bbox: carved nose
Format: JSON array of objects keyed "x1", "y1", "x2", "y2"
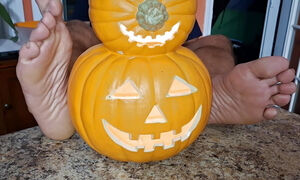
[{"x1": 145, "y1": 105, "x2": 167, "y2": 124}]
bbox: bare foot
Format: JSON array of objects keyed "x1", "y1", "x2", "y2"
[
  {"x1": 210, "y1": 57, "x2": 296, "y2": 124},
  {"x1": 16, "y1": 0, "x2": 74, "y2": 140}
]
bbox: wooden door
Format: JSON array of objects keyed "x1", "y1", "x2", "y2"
[{"x1": 0, "y1": 60, "x2": 37, "y2": 135}]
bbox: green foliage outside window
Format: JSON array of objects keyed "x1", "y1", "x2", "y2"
[{"x1": 0, "y1": 3, "x2": 18, "y2": 42}]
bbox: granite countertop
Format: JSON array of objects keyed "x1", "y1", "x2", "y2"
[{"x1": 1, "y1": 109, "x2": 299, "y2": 180}]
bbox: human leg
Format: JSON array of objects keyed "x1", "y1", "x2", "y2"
[
  {"x1": 185, "y1": 36, "x2": 296, "y2": 124},
  {"x1": 184, "y1": 35, "x2": 235, "y2": 77}
]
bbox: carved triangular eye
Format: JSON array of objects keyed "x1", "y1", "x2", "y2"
[
  {"x1": 166, "y1": 76, "x2": 198, "y2": 97},
  {"x1": 106, "y1": 80, "x2": 141, "y2": 100}
]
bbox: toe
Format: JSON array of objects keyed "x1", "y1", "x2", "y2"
[
  {"x1": 36, "y1": 0, "x2": 49, "y2": 14},
  {"x1": 249, "y1": 56, "x2": 289, "y2": 79},
  {"x1": 18, "y1": 42, "x2": 40, "y2": 62},
  {"x1": 272, "y1": 94, "x2": 291, "y2": 107},
  {"x1": 264, "y1": 77, "x2": 278, "y2": 86},
  {"x1": 30, "y1": 21, "x2": 50, "y2": 42},
  {"x1": 47, "y1": 0, "x2": 63, "y2": 19},
  {"x1": 264, "y1": 107, "x2": 278, "y2": 120},
  {"x1": 269, "y1": 84, "x2": 279, "y2": 95},
  {"x1": 279, "y1": 82, "x2": 297, "y2": 94},
  {"x1": 41, "y1": 12, "x2": 56, "y2": 30},
  {"x1": 277, "y1": 68, "x2": 296, "y2": 83},
  {"x1": 264, "y1": 69, "x2": 295, "y2": 86},
  {"x1": 17, "y1": 42, "x2": 41, "y2": 84}
]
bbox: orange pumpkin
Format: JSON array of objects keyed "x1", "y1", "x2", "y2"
[
  {"x1": 89, "y1": 0, "x2": 197, "y2": 55},
  {"x1": 68, "y1": 45, "x2": 212, "y2": 162}
]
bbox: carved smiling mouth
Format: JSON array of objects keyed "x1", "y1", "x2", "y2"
[
  {"x1": 119, "y1": 22, "x2": 181, "y2": 48},
  {"x1": 102, "y1": 105, "x2": 202, "y2": 152}
]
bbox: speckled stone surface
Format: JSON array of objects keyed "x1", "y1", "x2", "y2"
[{"x1": 1, "y1": 109, "x2": 300, "y2": 180}]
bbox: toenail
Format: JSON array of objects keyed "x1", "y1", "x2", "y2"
[
  {"x1": 291, "y1": 68, "x2": 295, "y2": 74},
  {"x1": 36, "y1": 41, "x2": 42, "y2": 47},
  {"x1": 266, "y1": 104, "x2": 280, "y2": 109}
]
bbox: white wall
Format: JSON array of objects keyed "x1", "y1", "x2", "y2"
[
  {"x1": 0, "y1": 0, "x2": 42, "y2": 37},
  {"x1": 0, "y1": 0, "x2": 42, "y2": 22},
  {"x1": 0, "y1": 0, "x2": 42, "y2": 52}
]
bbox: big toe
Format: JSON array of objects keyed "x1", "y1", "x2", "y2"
[
  {"x1": 249, "y1": 56, "x2": 289, "y2": 79},
  {"x1": 36, "y1": 0, "x2": 62, "y2": 17},
  {"x1": 46, "y1": 0, "x2": 63, "y2": 18},
  {"x1": 30, "y1": 12, "x2": 56, "y2": 42}
]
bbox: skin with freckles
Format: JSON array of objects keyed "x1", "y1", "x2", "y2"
[{"x1": 17, "y1": 0, "x2": 296, "y2": 140}]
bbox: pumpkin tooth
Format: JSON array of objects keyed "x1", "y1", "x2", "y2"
[
  {"x1": 138, "y1": 134, "x2": 155, "y2": 152},
  {"x1": 160, "y1": 130, "x2": 176, "y2": 150}
]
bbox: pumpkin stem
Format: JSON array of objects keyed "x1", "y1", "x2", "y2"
[{"x1": 136, "y1": 0, "x2": 168, "y2": 31}]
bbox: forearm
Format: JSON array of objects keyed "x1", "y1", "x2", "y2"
[{"x1": 184, "y1": 35, "x2": 235, "y2": 77}]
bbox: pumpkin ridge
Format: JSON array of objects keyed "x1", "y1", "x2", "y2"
[
  {"x1": 154, "y1": 55, "x2": 188, "y2": 155},
  {"x1": 165, "y1": 53, "x2": 197, "y2": 116},
  {"x1": 164, "y1": 54, "x2": 195, "y2": 136},
  {"x1": 190, "y1": 61, "x2": 212, "y2": 118},
  {"x1": 91, "y1": 8, "x2": 135, "y2": 13},
  {"x1": 102, "y1": 33, "x2": 126, "y2": 44},
  {"x1": 113, "y1": 58, "x2": 134, "y2": 136},
  {"x1": 69, "y1": 45, "x2": 109, "y2": 102},
  {"x1": 166, "y1": 0, "x2": 196, "y2": 13},
  {"x1": 70, "y1": 53, "x2": 111, "y2": 149},
  {"x1": 82, "y1": 53, "x2": 119, "y2": 148},
  {"x1": 172, "y1": 49, "x2": 211, "y2": 87},
  {"x1": 93, "y1": 59, "x2": 132, "y2": 155},
  {"x1": 90, "y1": 10, "x2": 135, "y2": 22},
  {"x1": 125, "y1": 0, "x2": 139, "y2": 7},
  {"x1": 78, "y1": 52, "x2": 115, "y2": 147},
  {"x1": 174, "y1": 50, "x2": 212, "y2": 121},
  {"x1": 165, "y1": 52, "x2": 209, "y2": 151},
  {"x1": 176, "y1": 49, "x2": 212, "y2": 85},
  {"x1": 92, "y1": 56, "x2": 125, "y2": 120},
  {"x1": 174, "y1": 48, "x2": 203, "y2": 67},
  {"x1": 163, "y1": 0, "x2": 192, "y2": 7},
  {"x1": 168, "y1": 13, "x2": 195, "y2": 16},
  {"x1": 145, "y1": 56, "x2": 155, "y2": 105},
  {"x1": 90, "y1": 16, "x2": 135, "y2": 23},
  {"x1": 89, "y1": 0, "x2": 137, "y2": 9}
]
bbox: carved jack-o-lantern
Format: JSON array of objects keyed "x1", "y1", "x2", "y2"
[
  {"x1": 89, "y1": 0, "x2": 197, "y2": 55},
  {"x1": 68, "y1": 45, "x2": 212, "y2": 162}
]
